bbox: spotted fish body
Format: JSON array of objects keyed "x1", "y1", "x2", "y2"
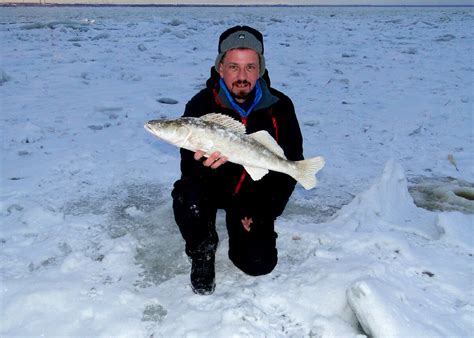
[{"x1": 144, "y1": 113, "x2": 325, "y2": 190}]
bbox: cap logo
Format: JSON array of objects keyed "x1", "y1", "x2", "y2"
[{"x1": 238, "y1": 34, "x2": 245, "y2": 39}]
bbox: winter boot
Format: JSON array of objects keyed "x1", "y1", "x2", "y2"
[{"x1": 190, "y1": 253, "x2": 216, "y2": 295}]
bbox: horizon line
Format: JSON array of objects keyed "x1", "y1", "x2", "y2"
[{"x1": 1, "y1": 2, "x2": 473, "y2": 6}]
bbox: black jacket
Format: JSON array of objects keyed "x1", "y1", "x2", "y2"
[{"x1": 179, "y1": 67, "x2": 304, "y2": 220}]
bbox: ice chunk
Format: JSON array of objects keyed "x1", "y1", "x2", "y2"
[
  {"x1": 434, "y1": 34, "x2": 456, "y2": 42},
  {"x1": 435, "y1": 212, "x2": 474, "y2": 252},
  {"x1": 91, "y1": 33, "x2": 110, "y2": 41},
  {"x1": 332, "y1": 160, "x2": 440, "y2": 239},
  {"x1": 0, "y1": 69, "x2": 12, "y2": 85},
  {"x1": 347, "y1": 278, "x2": 444, "y2": 337},
  {"x1": 157, "y1": 98, "x2": 178, "y2": 105}
]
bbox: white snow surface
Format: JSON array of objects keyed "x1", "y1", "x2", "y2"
[{"x1": 1, "y1": 6, "x2": 473, "y2": 337}]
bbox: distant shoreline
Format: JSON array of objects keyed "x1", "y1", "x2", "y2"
[{"x1": 1, "y1": 3, "x2": 473, "y2": 7}]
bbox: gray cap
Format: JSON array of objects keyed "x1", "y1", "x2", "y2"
[{"x1": 215, "y1": 26, "x2": 266, "y2": 77}]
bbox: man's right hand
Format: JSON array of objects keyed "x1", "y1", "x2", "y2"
[{"x1": 194, "y1": 150, "x2": 228, "y2": 169}]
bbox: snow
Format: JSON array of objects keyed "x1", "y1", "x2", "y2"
[{"x1": 1, "y1": 5, "x2": 473, "y2": 337}]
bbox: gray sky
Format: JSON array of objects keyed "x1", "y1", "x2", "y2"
[
  {"x1": 202, "y1": 0, "x2": 473, "y2": 4},
  {"x1": 2, "y1": 0, "x2": 473, "y2": 4}
]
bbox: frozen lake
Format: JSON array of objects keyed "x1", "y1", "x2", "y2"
[{"x1": 1, "y1": 5, "x2": 473, "y2": 337}]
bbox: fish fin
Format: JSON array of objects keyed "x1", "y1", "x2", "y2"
[
  {"x1": 200, "y1": 113, "x2": 246, "y2": 134},
  {"x1": 248, "y1": 131, "x2": 287, "y2": 159},
  {"x1": 244, "y1": 165, "x2": 269, "y2": 181},
  {"x1": 294, "y1": 156, "x2": 325, "y2": 190}
]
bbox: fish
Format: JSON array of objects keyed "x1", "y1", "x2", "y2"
[{"x1": 144, "y1": 113, "x2": 325, "y2": 190}]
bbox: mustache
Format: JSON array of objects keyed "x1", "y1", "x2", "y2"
[{"x1": 232, "y1": 80, "x2": 251, "y2": 86}]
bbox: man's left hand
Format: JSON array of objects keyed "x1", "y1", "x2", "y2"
[{"x1": 241, "y1": 216, "x2": 253, "y2": 232}]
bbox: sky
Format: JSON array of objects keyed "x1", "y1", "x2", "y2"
[{"x1": 1, "y1": 0, "x2": 474, "y2": 5}]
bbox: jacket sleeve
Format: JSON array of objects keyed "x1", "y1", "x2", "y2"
[
  {"x1": 238, "y1": 96, "x2": 304, "y2": 220},
  {"x1": 178, "y1": 92, "x2": 214, "y2": 180}
]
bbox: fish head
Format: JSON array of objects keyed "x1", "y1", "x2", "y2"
[{"x1": 145, "y1": 119, "x2": 191, "y2": 145}]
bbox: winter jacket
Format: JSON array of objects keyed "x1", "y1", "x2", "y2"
[{"x1": 178, "y1": 67, "x2": 304, "y2": 221}]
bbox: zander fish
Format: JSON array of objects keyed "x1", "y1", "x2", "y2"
[{"x1": 144, "y1": 113, "x2": 325, "y2": 190}]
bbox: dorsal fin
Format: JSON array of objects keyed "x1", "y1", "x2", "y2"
[
  {"x1": 248, "y1": 130, "x2": 287, "y2": 159},
  {"x1": 200, "y1": 113, "x2": 246, "y2": 134}
]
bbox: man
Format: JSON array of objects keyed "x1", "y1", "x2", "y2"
[{"x1": 172, "y1": 25, "x2": 304, "y2": 295}]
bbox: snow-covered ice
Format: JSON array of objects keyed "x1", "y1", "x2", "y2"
[{"x1": 1, "y1": 5, "x2": 473, "y2": 337}]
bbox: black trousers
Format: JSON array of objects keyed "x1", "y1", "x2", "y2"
[{"x1": 172, "y1": 178, "x2": 278, "y2": 276}]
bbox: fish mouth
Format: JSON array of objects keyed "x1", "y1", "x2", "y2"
[{"x1": 144, "y1": 121, "x2": 156, "y2": 133}]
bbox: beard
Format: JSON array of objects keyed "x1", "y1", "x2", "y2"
[{"x1": 231, "y1": 80, "x2": 252, "y2": 101}]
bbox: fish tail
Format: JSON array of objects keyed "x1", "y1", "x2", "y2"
[{"x1": 294, "y1": 156, "x2": 325, "y2": 190}]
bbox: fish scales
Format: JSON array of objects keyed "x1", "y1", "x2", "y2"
[{"x1": 185, "y1": 118, "x2": 294, "y2": 173}]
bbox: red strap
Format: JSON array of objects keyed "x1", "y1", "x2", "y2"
[
  {"x1": 234, "y1": 171, "x2": 247, "y2": 194},
  {"x1": 212, "y1": 87, "x2": 224, "y2": 107},
  {"x1": 234, "y1": 117, "x2": 248, "y2": 194},
  {"x1": 213, "y1": 89, "x2": 280, "y2": 195},
  {"x1": 270, "y1": 108, "x2": 279, "y2": 142},
  {"x1": 233, "y1": 109, "x2": 280, "y2": 195}
]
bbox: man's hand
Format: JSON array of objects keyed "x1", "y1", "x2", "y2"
[
  {"x1": 241, "y1": 216, "x2": 253, "y2": 232},
  {"x1": 194, "y1": 150, "x2": 228, "y2": 169}
]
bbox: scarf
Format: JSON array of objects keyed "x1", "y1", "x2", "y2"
[{"x1": 219, "y1": 78, "x2": 262, "y2": 119}]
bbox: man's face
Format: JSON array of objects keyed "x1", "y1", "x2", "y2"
[{"x1": 218, "y1": 48, "x2": 260, "y2": 103}]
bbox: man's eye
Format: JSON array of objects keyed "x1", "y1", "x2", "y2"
[{"x1": 246, "y1": 65, "x2": 256, "y2": 71}]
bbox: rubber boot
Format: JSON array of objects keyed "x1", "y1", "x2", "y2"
[{"x1": 190, "y1": 252, "x2": 216, "y2": 295}]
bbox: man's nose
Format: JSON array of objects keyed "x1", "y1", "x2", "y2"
[{"x1": 237, "y1": 67, "x2": 247, "y2": 80}]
